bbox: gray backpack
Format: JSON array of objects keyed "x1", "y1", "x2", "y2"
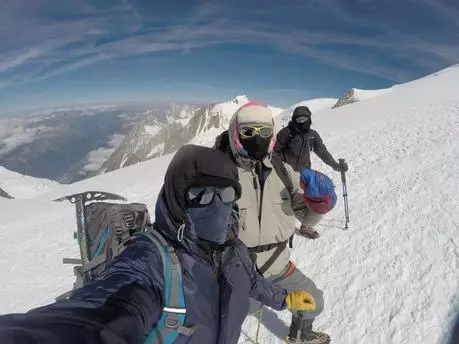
[
  {"x1": 54, "y1": 191, "x2": 193, "y2": 342},
  {"x1": 55, "y1": 191, "x2": 151, "y2": 297}
]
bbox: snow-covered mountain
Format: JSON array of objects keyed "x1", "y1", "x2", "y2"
[
  {"x1": 98, "y1": 96, "x2": 283, "y2": 173},
  {"x1": 332, "y1": 87, "x2": 393, "y2": 108},
  {"x1": 0, "y1": 103, "x2": 205, "y2": 184},
  {"x1": 0, "y1": 97, "x2": 281, "y2": 183},
  {"x1": 1, "y1": 65, "x2": 458, "y2": 343}
]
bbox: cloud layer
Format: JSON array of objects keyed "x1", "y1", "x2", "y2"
[
  {"x1": 81, "y1": 134, "x2": 125, "y2": 172},
  {"x1": 0, "y1": 120, "x2": 56, "y2": 155}
]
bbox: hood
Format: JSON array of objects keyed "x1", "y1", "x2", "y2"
[
  {"x1": 155, "y1": 144, "x2": 241, "y2": 243},
  {"x1": 292, "y1": 106, "x2": 311, "y2": 120},
  {"x1": 226, "y1": 101, "x2": 277, "y2": 170}
]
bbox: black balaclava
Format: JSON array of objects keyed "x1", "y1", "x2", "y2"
[
  {"x1": 240, "y1": 135, "x2": 272, "y2": 161},
  {"x1": 292, "y1": 106, "x2": 312, "y2": 133}
]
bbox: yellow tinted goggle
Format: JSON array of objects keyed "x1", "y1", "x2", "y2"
[{"x1": 239, "y1": 125, "x2": 273, "y2": 138}]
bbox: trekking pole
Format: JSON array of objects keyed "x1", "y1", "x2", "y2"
[
  {"x1": 295, "y1": 311, "x2": 305, "y2": 344},
  {"x1": 254, "y1": 307, "x2": 264, "y2": 344},
  {"x1": 338, "y1": 159, "x2": 349, "y2": 229}
]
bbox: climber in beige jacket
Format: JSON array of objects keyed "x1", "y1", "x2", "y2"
[{"x1": 214, "y1": 101, "x2": 330, "y2": 344}]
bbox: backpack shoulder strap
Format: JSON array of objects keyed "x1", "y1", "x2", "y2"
[{"x1": 142, "y1": 230, "x2": 194, "y2": 344}]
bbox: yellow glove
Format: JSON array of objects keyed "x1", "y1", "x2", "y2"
[{"x1": 285, "y1": 290, "x2": 316, "y2": 312}]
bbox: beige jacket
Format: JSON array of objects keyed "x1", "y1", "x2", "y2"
[
  {"x1": 237, "y1": 161, "x2": 300, "y2": 277},
  {"x1": 216, "y1": 104, "x2": 319, "y2": 278}
]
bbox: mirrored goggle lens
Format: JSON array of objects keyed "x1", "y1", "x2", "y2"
[
  {"x1": 187, "y1": 186, "x2": 236, "y2": 206},
  {"x1": 218, "y1": 186, "x2": 237, "y2": 203},
  {"x1": 295, "y1": 116, "x2": 310, "y2": 124},
  {"x1": 239, "y1": 126, "x2": 273, "y2": 138}
]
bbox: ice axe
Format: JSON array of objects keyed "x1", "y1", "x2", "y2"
[
  {"x1": 53, "y1": 191, "x2": 127, "y2": 269},
  {"x1": 338, "y1": 159, "x2": 349, "y2": 229}
]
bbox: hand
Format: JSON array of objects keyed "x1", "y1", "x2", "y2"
[
  {"x1": 333, "y1": 160, "x2": 348, "y2": 172},
  {"x1": 285, "y1": 290, "x2": 316, "y2": 312}
]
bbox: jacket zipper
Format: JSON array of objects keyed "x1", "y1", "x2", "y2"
[
  {"x1": 213, "y1": 249, "x2": 224, "y2": 342},
  {"x1": 255, "y1": 162, "x2": 264, "y2": 226},
  {"x1": 212, "y1": 249, "x2": 220, "y2": 273},
  {"x1": 296, "y1": 134, "x2": 305, "y2": 168},
  {"x1": 258, "y1": 184, "x2": 264, "y2": 226}
]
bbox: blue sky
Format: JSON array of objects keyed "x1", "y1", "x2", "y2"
[{"x1": 0, "y1": 0, "x2": 458, "y2": 115}]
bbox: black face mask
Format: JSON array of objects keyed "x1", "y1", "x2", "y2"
[
  {"x1": 240, "y1": 135, "x2": 272, "y2": 161},
  {"x1": 294, "y1": 119, "x2": 311, "y2": 133}
]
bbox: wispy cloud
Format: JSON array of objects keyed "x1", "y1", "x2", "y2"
[
  {"x1": 0, "y1": 49, "x2": 43, "y2": 73},
  {"x1": 416, "y1": 0, "x2": 459, "y2": 27},
  {"x1": 0, "y1": 0, "x2": 457, "y2": 88}
]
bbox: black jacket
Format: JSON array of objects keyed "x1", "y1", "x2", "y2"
[{"x1": 272, "y1": 123, "x2": 338, "y2": 173}]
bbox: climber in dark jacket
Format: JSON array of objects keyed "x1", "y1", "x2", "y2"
[
  {"x1": 0, "y1": 144, "x2": 316, "y2": 344},
  {"x1": 271, "y1": 105, "x2": 348, "y2": 239},
  {"x1": 272, "y1": 105, "x2": 348, "y2": 178}
]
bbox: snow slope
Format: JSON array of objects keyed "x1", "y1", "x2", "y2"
[
  {"x1": 351, "y1": 87, "x2": 392, "y2": 100},
  {"x1": 275, "y1": 98, "x2": 338, "y2": 129},
  {"x1": 0, "y1": 166, "x2": 61, "y2": 199},
  {"x1": 1, "y1": 66, "x2": 458, "y2": 344},
  {"x1": 332, "y1": 87, "x2": 393, "y2": 108}
]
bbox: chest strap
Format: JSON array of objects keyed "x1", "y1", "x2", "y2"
[
  {"x1": 248, "y1": 239, "x2": 289, "y2": 275},
  {"x1": 248, "y1": 239, "x2": 288, "y2": 253}
]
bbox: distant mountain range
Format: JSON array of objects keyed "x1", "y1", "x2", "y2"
[
  {"x1": 96, "y1": 95, "x2": 284, "y2": 174},
  {"x1": 0, "y1": 102, "x2": 203, "y2": 183},
  {"x1": 0, "y1": 88, "x2": 391, "y2": 184}
]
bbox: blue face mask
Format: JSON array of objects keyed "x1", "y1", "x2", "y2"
[{"x1": 186, "y1": 197, "x2": 234, "y2": 244}]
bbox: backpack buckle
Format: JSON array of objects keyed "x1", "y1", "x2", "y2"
[
  {"x1": 165, "y1": 314, "x2": 179, "y2": 329},
  {"x1": 164, "y1": 313, "x2": 195, "y2": 336}
]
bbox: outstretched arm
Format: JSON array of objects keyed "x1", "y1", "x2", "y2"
[
  {"x1": 0, "y1": 235, "x2": 164, "y2": 344},
  {"x1": 312, "y1": 131, "x2": 338, "y2": 168}
]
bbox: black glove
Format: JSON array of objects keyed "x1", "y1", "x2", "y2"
[{"x1": 333, "y1": 160, "x2": 348, "y2": 172}]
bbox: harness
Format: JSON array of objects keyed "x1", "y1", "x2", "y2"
[{"x1": 248, "y1": 237, "x2": 293, "y2": 275}]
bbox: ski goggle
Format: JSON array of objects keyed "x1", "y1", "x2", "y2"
[
  {"x1": 186, "y1": 186, "x2": 237, "y2": 208},
  {"x1": 238, "y1": 125, "x2": 273, "y2": 138},
  {"x1": 295, "y1": 116, "x2": 310, "y2": 124}
]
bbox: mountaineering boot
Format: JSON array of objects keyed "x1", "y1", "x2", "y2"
[
  {"x1": 298, "y1": 225, "x2": 320, "y2": 239},
  {"x1": 286, "y1": 316, "x2": 330, "y2": 344},
  {"x1": 286, "y1": 332, "x2": 331, "y2": 344}
]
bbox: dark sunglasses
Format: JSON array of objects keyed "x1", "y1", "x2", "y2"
[
  {"x1": 239, "y1": 125, "x2": 273, "y2": 138},
  {"x1": 295, "y1": 116, "x2": 310, "y2": 124},
  {"x1": 187, "y1": 186, "x2": 237, "y2": 207}
]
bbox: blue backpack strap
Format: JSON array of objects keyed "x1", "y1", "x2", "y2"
[{"x1": 141, "y1": 231, "x2": 194, "y2": 344}]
